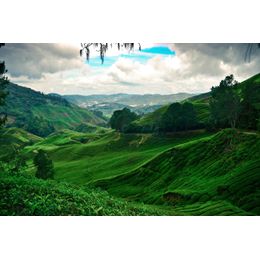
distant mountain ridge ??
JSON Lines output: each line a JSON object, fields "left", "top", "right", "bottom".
{"left": 64, "top": 93, "right": 196, "bottom": 108}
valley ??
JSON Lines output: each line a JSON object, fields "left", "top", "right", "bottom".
{"left": 0, "top": 60, "right": 259, "bottom": 216}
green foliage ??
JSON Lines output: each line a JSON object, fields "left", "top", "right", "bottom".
{"left": 0, "top": 146, "right": 27, "bottom": 176}
{"left": 0, "top": 174, "right": 170, "bottom": 216}
{"left": 0, "top": 55, "right": 8, "bottom": 127}
{"left": 126, "top": 73, "right": 259, "bottom": 133}
{"left": 126, "top": 99, "right": 209, "bottom": 133}
{"left": 0, "top": 83, "right": 107, "bottom": 136}
{"left": 74, "top": 122, "right": 109, "bottom": 134}
{"left": 239, "top": 75, "right": 260, "bottom": 129}
{"left": 0, "top": 127, "right": 42, "bottom": 160}
{"left": 159, "top": 102, "right": 198, "bottom": 132}
{"left": 15, "top": 113, "right": 55, "bottom": 137}
{"left": 22, "top": 129, "right": 209, "bottom": 185}
{"left": 110, "top": 108, "right": 138, "bottom": 132}
{"left": 210, "top": 75, "right": 241, "bottom": 128}
{"left": 95, "top": 129, "right": 260, "bottom": 215}
{"left": 33, "top": 150, "right": 54, "bottom": 180}
{"left": 0, "top": 73, "right": 260, "bottom": 216}
{"left": 209, "top": 74, "right": 260, "bottom": 130}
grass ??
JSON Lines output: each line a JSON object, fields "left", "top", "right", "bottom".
{"left": 1, "top": 74, "right": 259, "bottom": 216}
{"left": 0, "top": 173, "right": 174, "bottom": 216}
{"left": 0, "top": 127, "right": 42, "bottom": 159}
{"left": 94, "top": 129, "right": 260, "bottom": 215}
{"left": 23, "top": 129, "right": 211, "bottom": 185}
{"left": 1, "top": 83, "right": 107, "bottom": 133}
{"left": 2, "top": 127, "right": 259, "bottom": 215}
{"left": 32, "top": 103, "right": 105, "bottom": 130}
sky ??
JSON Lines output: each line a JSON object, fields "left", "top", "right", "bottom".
{"left": 0, "top": 43, "right": 259, "bottom": 95}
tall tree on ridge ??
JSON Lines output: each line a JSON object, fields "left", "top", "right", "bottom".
{"left": 210, "top": 75, "right": 241, "bottom": 129}
{"left": 0, "top": 43, "right": 8, "bottom": 128}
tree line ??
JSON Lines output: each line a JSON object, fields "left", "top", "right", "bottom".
{"left": 209, "top": 74, "right": 259, "bottom": 131}
{"left": 109, "top": 74, "right": 260, "bottom": 133}
{"left": 109, "top": 102, "right": 200, "bottom": 133}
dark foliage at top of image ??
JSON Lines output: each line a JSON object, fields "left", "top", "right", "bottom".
{"left": 0, "top": 44, "right": 8, "bottom": 127}
{"left": 80, "top": 43, "right": 141, "bottom": 64}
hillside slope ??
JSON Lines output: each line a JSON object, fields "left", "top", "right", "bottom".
{"left": 0, "top": 173, "right": 174, "bottom": 216}
{"left": 94, "top": 129, "right": 260, "bottom": 216}
{"left": 22, "top": 130, "right": 211, "bottom": 185}
{"left": 0, "top": 127, "right": 42, "bottom": 159}
{"left": 128, "top": 73, "right": 260, "bottom": 132}
{"left": 0, "top": 83, "right": 107, "bottom": 136}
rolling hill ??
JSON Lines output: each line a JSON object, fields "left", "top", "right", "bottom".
{"left": 94, "top": 129, "right": 260, "bottom": 216}
{"left": 22, "top": 129, "right": 210, "bottom": 184}
{"left": 0, "top": 83, "right": 107, "bottom": 136}
{"left": 0, "top": 74, "right": 259, "bottom": 216}
{"left": 127, "top": 73, "right": 260, "bottom": 133}
{"left": 0, "top": 127, "right": 42, "bottom": 160}
{"left": 4, "top": 127, "right": 259, "bottom": 216}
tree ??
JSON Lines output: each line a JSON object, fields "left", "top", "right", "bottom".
{"left": 160, "top": 103, "right": 182, "bottom": 132}
{"left": 182, "top": 102, "right": 197, "bottom": 130}
{"left": 159, "top": 102, "right": 198, "bottom": 132}
{"left": 110, "top": 108, "right": 138, "bottom": 132}
{"left": 0, "top": 43, "right": 8, "bottom": 127}
{"left": 0, "top": 146, "right": 27, "bottom": 175}
{"left": 210, "top": 75, "right": 241, "bottom": 128}
{"left": 33, "top": 150, "right": 54, "bottom": 180}
{"left": 80, "top": 43, "right": 141, "bottom": 64}
{"left": 239, "top": 80, "right": 260, "bottom": 130}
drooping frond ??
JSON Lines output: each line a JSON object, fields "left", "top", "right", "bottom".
{"left": 80, "top": 43, "right": 142, "bottom": 64}
{"left": 244, "top": 43, "right": 260, "bottom": 62}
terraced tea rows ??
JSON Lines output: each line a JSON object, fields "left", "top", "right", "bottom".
{"left": 95, "top": 129, "right": 260, "bottom": 215}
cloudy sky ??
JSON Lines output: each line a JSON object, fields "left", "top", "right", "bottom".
{"left": 0, "top": 43, "right": 259, "bottom": 95}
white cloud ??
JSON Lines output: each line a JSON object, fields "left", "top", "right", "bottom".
{"left": 2, "top": 43, "right": 260, "bottom": 95}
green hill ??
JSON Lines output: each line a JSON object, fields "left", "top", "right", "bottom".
{"left": 1, "top": 74, "right": 259, "bottom": 216}
{"left": 0, "top": 83, "right": 107, "bottom": 136}
{"left": 0, "top": 127, "right": 42, "bottom": 159}
{"left": 22, "top": 129, "right": 210, "bottom": 185}
{"left": 94, "top": 129, "right": 260, "bottom": 216}
{"left": 127, "top": 73, "right": 260, "bottom": 133}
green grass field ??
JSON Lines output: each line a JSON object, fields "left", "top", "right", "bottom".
{"left": 1, "top": 127, "right": 259, "bottom": 216}
{"left": 1, "top": 73, "right": 259, "bottom": 216}
{"left": 22, "top": 129, "right": 211, "bottom": 184}
{"left": 94, "top": 129, "right": 260, "bottom": 215}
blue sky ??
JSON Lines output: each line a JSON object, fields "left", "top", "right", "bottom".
{"left": 86, "top": 45, "right": 175, "bottom": 68}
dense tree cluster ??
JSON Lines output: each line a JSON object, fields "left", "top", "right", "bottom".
{"left": 239, "top": 80, "right": 260, "bottom": 130}
{"left": 110, "top": 108, "right": 138, "bottom": 132}
{"left": 15, "top": 114, "right": 55, "bottom": 137}
{"left": 33, "top": 150, "right": 54, "bottom": 180}
{"left": 159, "top": 102, "right": 198, "bottom": 132}
{"left": 209, "top": 74, "right": 260, "bottom": 130}
{"left": 210, "top": 75, "right": 241, "bottom": 128}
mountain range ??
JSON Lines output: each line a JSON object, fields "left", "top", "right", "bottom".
{"left": 63, "top": 92, "right": 195, "bottom": 116}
